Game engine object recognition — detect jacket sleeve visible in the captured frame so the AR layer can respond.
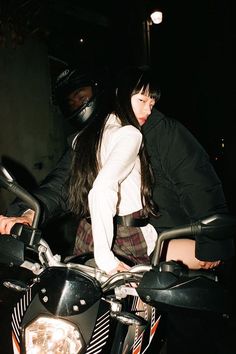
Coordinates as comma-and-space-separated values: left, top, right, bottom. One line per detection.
164, 120, 228, 217
160, 119, 234, 260
7, 148, 72, 225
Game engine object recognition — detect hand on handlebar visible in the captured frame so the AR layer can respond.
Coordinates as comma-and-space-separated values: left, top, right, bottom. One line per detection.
108, 261, 131, 275
0, 210, 34, 235
198, 260, 221, 269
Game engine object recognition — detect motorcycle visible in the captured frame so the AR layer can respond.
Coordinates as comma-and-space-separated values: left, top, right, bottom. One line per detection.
0, 164, 235, 354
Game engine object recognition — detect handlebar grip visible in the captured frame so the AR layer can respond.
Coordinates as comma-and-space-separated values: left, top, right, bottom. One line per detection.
187, 269, 218, 281
11, 223, 41, 247
159, 261, 218, 282
11, 223, 27, 237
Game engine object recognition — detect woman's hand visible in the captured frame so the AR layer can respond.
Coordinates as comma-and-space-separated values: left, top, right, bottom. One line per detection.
0, 210, 34, 235
108, 261, 131, 275
198, 260, 221, 269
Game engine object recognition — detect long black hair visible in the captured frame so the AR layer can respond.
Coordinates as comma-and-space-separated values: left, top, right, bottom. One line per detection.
68, 84, 112, 217
68, 65, 160, 217
114, 66, 160, 216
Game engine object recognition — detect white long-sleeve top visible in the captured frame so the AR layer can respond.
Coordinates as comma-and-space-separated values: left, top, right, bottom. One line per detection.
86, 114, 157, 273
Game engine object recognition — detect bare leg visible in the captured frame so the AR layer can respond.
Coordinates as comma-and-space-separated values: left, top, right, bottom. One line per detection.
165, 239, 201, 269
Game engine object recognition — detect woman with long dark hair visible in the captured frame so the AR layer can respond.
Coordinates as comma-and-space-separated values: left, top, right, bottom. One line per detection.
68, 66, 160, 274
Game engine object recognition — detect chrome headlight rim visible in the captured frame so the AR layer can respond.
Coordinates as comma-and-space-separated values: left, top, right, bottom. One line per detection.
24, 315, 84, 354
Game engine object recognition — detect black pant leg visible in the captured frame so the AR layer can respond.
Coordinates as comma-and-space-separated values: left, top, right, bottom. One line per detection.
165, 310, 226, 354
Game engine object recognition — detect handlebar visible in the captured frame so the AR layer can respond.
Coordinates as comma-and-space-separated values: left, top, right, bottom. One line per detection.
0, 166, 40, 229
152, 213, 236, 266
152, 222, 203, 266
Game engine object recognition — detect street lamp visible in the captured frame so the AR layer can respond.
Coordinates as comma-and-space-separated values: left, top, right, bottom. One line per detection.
150, 10, 163, 24
143, 9, 163, 65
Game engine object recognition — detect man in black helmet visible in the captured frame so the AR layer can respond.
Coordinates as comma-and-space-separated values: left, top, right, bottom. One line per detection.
57, 70, 93, 118
0, 67, 98, 227
56, 66, 112, 132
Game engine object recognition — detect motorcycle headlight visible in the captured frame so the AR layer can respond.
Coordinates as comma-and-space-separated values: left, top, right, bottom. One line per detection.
25, 316, 83, 354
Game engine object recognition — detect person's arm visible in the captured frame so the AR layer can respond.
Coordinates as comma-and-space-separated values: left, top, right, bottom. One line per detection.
160, 119, 234, 261
1, 148, 72, 234
30, 147, 73, 222
88, 125, 142, 274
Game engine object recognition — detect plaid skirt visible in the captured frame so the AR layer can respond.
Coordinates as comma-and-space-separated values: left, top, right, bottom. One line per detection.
73, 217, 150, 266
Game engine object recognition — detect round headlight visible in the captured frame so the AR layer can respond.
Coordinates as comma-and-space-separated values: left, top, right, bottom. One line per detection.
25, 316, 83, 354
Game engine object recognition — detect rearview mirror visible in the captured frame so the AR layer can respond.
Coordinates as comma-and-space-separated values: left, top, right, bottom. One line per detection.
0, 164, 14, 182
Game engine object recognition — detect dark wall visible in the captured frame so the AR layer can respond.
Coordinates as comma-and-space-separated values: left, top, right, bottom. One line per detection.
0, 38, 65, 213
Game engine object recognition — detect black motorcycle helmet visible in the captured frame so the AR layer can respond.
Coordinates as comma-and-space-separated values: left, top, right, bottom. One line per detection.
54, 66, 109, 132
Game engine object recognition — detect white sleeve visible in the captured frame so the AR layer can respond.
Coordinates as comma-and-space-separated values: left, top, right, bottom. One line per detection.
88, 126, 142, 273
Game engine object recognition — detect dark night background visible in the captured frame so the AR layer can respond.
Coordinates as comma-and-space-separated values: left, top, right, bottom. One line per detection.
0, 1, 236, 353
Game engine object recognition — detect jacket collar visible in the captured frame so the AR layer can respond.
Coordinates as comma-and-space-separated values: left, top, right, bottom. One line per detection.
142, 108, 165, 134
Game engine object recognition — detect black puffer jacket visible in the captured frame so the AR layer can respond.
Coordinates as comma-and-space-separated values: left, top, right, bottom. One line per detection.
142, 109, 234, 260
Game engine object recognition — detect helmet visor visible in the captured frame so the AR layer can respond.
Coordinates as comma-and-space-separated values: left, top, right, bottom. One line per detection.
58, 86, 94, 118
